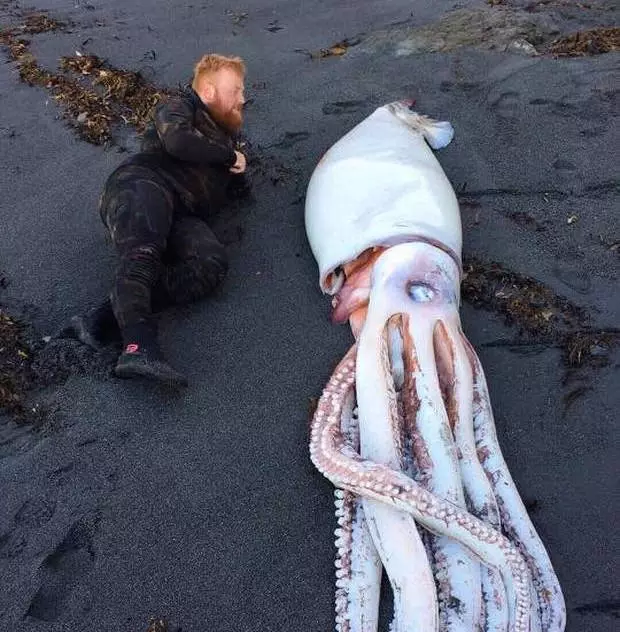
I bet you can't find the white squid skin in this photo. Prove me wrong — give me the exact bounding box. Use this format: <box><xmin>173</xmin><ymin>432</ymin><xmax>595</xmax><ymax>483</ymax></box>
<box><xmin>304</xmin><ymin>101</ymin><xmax>566</xmax><ymax>631</ymax></box>
<box><xmin>356</xmin><ymin>286</ymin><xmax>439</xmax><ymax>632</ymax></box>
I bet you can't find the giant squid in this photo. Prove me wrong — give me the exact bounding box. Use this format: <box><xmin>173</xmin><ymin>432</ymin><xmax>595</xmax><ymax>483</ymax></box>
<box><xmin>303</xmin><ymin>101</ymin><xmax>566</xmax><ymax>632</ymax></box>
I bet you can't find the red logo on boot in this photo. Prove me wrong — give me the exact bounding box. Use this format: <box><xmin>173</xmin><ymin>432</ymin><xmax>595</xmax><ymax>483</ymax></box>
<box><xmin>125</xmin><ymin>343</ymin><xmax>139</xmax><ymax>353</ymax></box>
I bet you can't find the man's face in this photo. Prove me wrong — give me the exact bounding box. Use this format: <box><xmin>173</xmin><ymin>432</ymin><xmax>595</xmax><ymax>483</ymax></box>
<box><xmin>200</xmin><ymin>67</ymin><xmax>245</xmax><ymax>134</ymax></box>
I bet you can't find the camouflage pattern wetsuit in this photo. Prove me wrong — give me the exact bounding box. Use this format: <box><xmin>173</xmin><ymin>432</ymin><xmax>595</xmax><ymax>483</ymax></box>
<box><xmin>98</xmin><ymin>86</ymin><xmax>245</xmax><ymax>339</ymax></box>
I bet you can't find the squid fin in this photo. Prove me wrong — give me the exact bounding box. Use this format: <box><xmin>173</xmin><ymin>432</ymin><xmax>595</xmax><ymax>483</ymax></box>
<box><xmin>392</xmin><ymin>103</ymin><xmax>455</xmax><ymax>149</ymax></box>
<box><xmin>410</xmin><ymin>112</ymin><xmax>455</xmax><ymax>150</ymax></box>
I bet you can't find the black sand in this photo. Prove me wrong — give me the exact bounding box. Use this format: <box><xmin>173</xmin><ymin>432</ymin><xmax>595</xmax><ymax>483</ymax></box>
<box><xmin>1</xmin><ymin>1</ymin><xmax>618</xmax><ymax>630</ymax></box>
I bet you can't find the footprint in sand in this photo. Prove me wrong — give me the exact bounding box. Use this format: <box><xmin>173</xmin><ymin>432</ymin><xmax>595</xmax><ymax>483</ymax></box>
<box><xmin>26</xmin><ymin>515</ymin><xmax>99</xmax><ymax>622</ymax></box>
<box><xmin>271</xmin><ymin>131</ymin><xmax>311</xmax><ymax>149</ymax></box>
<box><xmin>15</xmin><ymin>498</ymin><xmax>56</xmax><ymax>528</ymax></box>
<box><xmin>322</xmin><ymin>100</ymin><xmax>368</xmax><ymax>115</ymax></box>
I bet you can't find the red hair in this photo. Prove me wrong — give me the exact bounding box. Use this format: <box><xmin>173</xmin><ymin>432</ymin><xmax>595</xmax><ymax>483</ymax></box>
<box><xmin>191</xmin><ymin>54</ymin><xmax>246</xmax><ymax>91</ymax></box>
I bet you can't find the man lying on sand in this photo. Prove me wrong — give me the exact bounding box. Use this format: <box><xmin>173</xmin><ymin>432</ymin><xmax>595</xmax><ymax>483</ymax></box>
<box><xmin>62</xmin><ymin>53</ymin><xmax>250</xmax><ymax>387</ymax></box>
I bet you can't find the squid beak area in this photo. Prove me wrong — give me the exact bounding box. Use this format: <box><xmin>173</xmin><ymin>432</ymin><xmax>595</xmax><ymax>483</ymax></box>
<box><xmin>330</xmin><ymin>248</ymin><xmax>388</xmax><ymax>325</ymax></box>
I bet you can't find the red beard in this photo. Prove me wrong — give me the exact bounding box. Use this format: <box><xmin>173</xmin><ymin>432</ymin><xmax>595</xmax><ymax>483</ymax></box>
<box><xmin>208</xmin><ymin>99</ymin><xmax>243</xmax><ymax>135</ymax></box>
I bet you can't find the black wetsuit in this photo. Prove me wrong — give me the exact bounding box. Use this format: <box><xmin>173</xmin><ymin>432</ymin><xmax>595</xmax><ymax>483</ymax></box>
<box><xmin>98</xmin><ymin>86</ymin><xmax>247</xmax><ymax>341</ymax></box>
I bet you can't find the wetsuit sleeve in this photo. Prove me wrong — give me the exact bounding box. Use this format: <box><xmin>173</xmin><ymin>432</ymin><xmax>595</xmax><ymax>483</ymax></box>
<box><xmin>154</xmin><ymin>96</ymin><xmax>237</xmax><ymax>167</ymax></box>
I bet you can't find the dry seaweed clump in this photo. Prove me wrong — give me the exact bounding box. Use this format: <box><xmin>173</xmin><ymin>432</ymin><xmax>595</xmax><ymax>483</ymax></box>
<box><xmin>0</xmin><ymin>309</ymin><xmax>33</xmax><ymax>418</ymax></box>
<box><xmin>461</xmin><ymin>256</ymin><xmax>619</xmax><ymax>368</ymax></box>
<box><xmin>0</xmin><ymin>302</ymin><xmax>118</xmax><ymax>422</ymax></box>
<box><xmin>462</xmin><ymin>256</ymin><xmax>586</xmax><ymax>336</ymax></box>
<box><xmin>546</xmin><ymin>26</ymin><xmax>620</xmax><ymax>56</ymax></box>
<box><xmin>563</xmin><ymin>329</ymin><xmax>618</xmax><ymax>368</ymax></box>
<box><xmin>146</xmin><ymin>617</ymin><xmax>177</xmax><ymax>632</ymax></box>
<box><xmin>0</xmin><ymin>12</ymin><xmax>171</xmax><ymax>144</ymax></box>
<box><xmin>19</xmin><ymin>12</ymin><xmax>66</xmax><ymax>34</ymax></box>
<box><xmin>0</xmin><ymin>11</ymin><xmax>65</xmax><ymax>58</ymax></box>
<box><xmin>60</xmin><ymin>54</ymin><xmax>171</xmax><ymax>133</ymax></box>
<box><xmin>0</xmin><ymin>30</ymin><xmax>114</xmax><ymax>143</ymax></box>
<box><xmin>295</xmin><ymin>36</ymin><xmax>362</xmax><ymax>59</ymax></box>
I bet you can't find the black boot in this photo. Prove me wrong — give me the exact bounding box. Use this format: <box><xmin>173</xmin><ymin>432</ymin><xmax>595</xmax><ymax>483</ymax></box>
<box><xmin>58</xmin><ymin>298</ymin><xmax>120</xmax><ymax>349</ymax></box>
<box><xmin>114</xmin><ymin>322</ymin><xmax>188</xmax><ymax>387</ymax></box>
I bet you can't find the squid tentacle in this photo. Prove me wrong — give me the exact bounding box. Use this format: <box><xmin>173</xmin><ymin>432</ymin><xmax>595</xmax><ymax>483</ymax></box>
<box><xmin>462</xmin><ymin>336</ymin><xmax>567</xmax><ymax>632</ymax></box>
<box><xmin>401</xmin><ymin>318</ymin><xmax>482</xmax><ymax>631</ymax></box>
<box><xmin>359</xmin><ymin>242</ymin><xmax>486</xmax><ymax>630</ymax></box>
<box><xmin>333</xmin><ymin>488</ymin><xmax>382</xmax><ymax>632</ymax></box>
<box><xmin>334</xmin><ymin>394</ymin><xmax>382</xmax><ymax>632</ymax></box>
<box><xmin>436</xmin><ymin>322</ymin><xmax>508</xmax><ymax>632</ymax></box>
<box><xmin>357</xmin><ymin>308</ymin><xmax>439</xmax><ymax>631</ymax></box>
<box><xmin>310</xmin><ymin>346</ymin><xmax>533</xmax><ymax>632</ymax></box>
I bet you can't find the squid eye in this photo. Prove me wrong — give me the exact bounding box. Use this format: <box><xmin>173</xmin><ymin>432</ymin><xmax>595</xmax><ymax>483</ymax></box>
<box><xmin>407</xmin><ymin>283</ymin><xmax>434</xmax><ymax>302</ymax></box>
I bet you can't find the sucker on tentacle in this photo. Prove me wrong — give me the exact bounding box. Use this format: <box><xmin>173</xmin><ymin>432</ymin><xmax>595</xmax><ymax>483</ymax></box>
<box><xmin>434</xmin><ymin>322</ymin><xmax>508</xmax><ymax>632</ymax></box>
<box><xmin>303</xmin><ymin>101</ymin><xmax>565</xmax><ymax>631</ymax></box>
<box><xmin>462</xmin><ymin>337</ymin><xmax>566</xmax><ymax>632</ymax></box>
<box><xmin>334</xmin><ymin>396</ymin><xmax>382</xmax><ymax>632</ymax></box>
<box><xmin>309</xmin><ymin>346</ymin><xmax>533</xmax><ymax>632</ymax></box>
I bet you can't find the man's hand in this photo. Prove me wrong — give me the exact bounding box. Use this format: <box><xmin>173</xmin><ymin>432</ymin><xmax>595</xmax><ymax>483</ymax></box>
<box><xmin>230</xmin><ymin>151</ymin><xmax>246</xmax><ymax>174</ymax></box>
